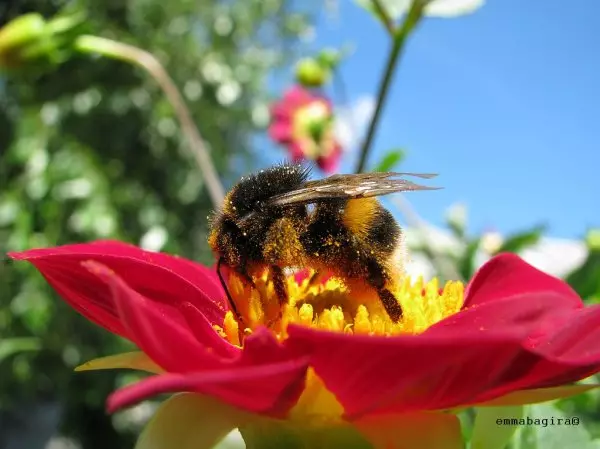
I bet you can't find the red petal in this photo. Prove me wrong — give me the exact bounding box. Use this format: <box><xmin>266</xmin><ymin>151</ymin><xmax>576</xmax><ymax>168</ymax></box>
<box><xmin>430</xmin><ymin>254</ymin><xmax>583</xmax><ymax>335</ymax></box>
<box><xmin>90</xmin><ymin>263</ymin><xmax>312</xmax><ymax>415</ymax></box>
<box><xmin>428</xmin><ymin>292</ymin><xmax>578</xmax><ymax>335</ymax></box>
<box><xmin>294</xmin><ymin>269</ymin><xmax>333</xmax><ymax>285</ymax></box>
<box><xmin>282</xmin><ymin>86</ymin><xmax>314</xmax><ymax>107</ymax></box>
<box><xmin>286</xmin><ymin>325</ymin><xmax>529</xmax><ymax>419</ymax></box>
<box><xmin>268</xmin><ymin>122</ymin><xmax>293</xmax><ymax>143</ymax></box>
<box><xmin>84</xmin><ymin>261</ymin><xmax>235</xmax><ymax>372</ymax></box>
<box><xmin>8</xmin><ymin>254</ymin><xmax>131</xmax><ymax>340</ymax></box>
<box><xmin>294</xmin><ymin>269</ymin><xmax>312</xmax><ymax>284</ymax></box>
<box><xmin>464</xmin><ymin>253</ymin><xmax>582</xmax><ymax>310</ymax></box>
<box><xmin>269</xmin><ymin>86</ymin><xmax>311</xmax><ymax>120</ymax></box>
<box><xmin>289</xmin><ymin>142</ymin><xmax>308</xmax><ymax>160</ymax></box>
<box><xmin>470</xmin><ymin>304</ymin><xmax>600</xmax><ymax>403</ymax></box>
<box><xmin>107</xmin><ymin>326</ymin><xmax>311</xmax><ymax>416</ymax></box>
<box><xmin>180</xmin><ymin>302</ymin><xmax>239</xmax><ymax>358</ymax></box>
<box><xmin>270</xmin><ymin>103</ymin><xmax>293</xmax><ymax>120</ymax></box>
<box><xmin>107</xmin><ymin>354</ymin><xmax>310</xmax><ymax>417</ymax></box>
<box><xmin>529</xmin><ymin>304</ymin><xmax>600</xmax><ymax>364</ymax></box>
<box><xmin>317</xmin><ymin>149</ymin><xmax>341</xmax><ymax>173</ymax></box>
<box><xmin>8</xmin><ymin>240</ymin><xmax>226</xmax><ymax>326</ymax></box>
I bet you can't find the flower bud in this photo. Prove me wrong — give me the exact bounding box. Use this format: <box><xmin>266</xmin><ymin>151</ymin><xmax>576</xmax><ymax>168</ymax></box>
<box><xmin>586</xmin><ymin>229</ymin><xmax>600</xmax><ymax>251</ymax></box>
<box><xmin>317</xmin><ymin>47</ymin><xmax>342</xmax><ymax>70</ymax></box>
<box><xmin>294</xmin><ymin>57</ymin><xmax>330</xmax><ymax>88</ymax></box>
<box><xmin>0</xmin><ymin>12</ymin><xmax>84</xmax><ymax>71</ymax></box>
<box><xmin>0</xmin><ymin>13</ymin><xmax>46</xmax><ymax>68</ymax></box>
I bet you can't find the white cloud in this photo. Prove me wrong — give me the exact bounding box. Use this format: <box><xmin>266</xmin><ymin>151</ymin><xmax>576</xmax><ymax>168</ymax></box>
<box><xmin>334</xmin><ymin>95</ymin><xmax>376</xmax><ymax>151</ymax></box>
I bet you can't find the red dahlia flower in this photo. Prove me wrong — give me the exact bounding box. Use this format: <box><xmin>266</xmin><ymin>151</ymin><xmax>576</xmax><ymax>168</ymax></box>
<box><xmin>8</xmin><ymin>240</ymin><xmax>600</xmax><ymax>449</ymax></box>
<box><xmin>268</xmin><ymin>85</ymin><xmax>342</xmax><ymax>173</ymax></box>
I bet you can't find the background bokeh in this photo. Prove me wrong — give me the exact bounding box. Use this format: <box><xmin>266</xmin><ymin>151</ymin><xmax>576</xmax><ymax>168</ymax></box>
<box><xmin>1</xmin><ymin>1</ymin><xmax>599</xmax><ymax>448</ymax></box>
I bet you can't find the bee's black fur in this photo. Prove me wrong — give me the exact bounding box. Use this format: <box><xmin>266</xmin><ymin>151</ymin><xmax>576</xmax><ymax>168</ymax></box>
<box><xmin>300</xmin><ymin>198</ymin><xmax>403</xmax><ymax>321</ymax></box>
<box><xmin>227</xmin><ymin>163</ymin><xmax>311</xmax><ymax>218</ymax></box>
<box><xmin>366</xmin><ymin>207</ymin><xmax>399</xmax><ymax>252</ymax></box>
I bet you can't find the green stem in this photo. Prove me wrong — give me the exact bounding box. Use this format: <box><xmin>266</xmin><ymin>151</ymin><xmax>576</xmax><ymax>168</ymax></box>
<box><xmin>73</xmin><ymin>35</ymin><xmax>225</xmax><ymax>208</ymax></box>
<box><xmin>371</xmin><ymin>0</ymin><xmax>395</xmax><ymax>36</ymax></box>
<box><xmin>354</xmin><ymin>0</ymin><xmax>426</xmax><ymax>173</ymax></box>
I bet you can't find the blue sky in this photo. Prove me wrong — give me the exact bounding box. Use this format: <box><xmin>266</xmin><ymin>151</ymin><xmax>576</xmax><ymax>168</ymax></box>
<box><xmin>265</xmin><ymin>0</ymin><xmax>598</xmax><ymax>240</ymax></box>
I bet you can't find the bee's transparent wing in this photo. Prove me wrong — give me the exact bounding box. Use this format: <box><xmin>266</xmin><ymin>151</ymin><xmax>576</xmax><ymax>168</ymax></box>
<box><xmin>266</xmin><ymin>172</ymin><xmax>441</xmax><ymax>207</ymax></box>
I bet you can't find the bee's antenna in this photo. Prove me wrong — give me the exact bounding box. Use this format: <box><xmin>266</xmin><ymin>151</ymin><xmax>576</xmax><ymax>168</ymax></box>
<box><xmin>216</xmin><ymin>257</ymin><xmax>244</xmax><ymax>328</ymax></box>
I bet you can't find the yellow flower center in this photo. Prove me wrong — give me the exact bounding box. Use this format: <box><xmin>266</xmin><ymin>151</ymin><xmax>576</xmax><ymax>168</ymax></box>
<box><xmin>214</xmin><ymin>270</ymin><xmax>464</xmax><ymax>347</ymax></box>
<box><xmin>291</xmin><ymin>101</ymin><xmax>337</xmax><ymax>159</ymax></box>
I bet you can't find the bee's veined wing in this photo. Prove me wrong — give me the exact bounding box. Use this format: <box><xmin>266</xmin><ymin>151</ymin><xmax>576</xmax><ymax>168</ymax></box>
<box><xmin>266</xmin><ymin>172</ymin><xmax>441</xmax><ymax>207</ymax></box>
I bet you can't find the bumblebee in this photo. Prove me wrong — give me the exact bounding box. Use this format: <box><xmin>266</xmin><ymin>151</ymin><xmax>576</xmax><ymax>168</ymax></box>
<box><xmin>208</xmin><ymin>162</ymin><xmax>439</xmax><ymax>324</ymax></box>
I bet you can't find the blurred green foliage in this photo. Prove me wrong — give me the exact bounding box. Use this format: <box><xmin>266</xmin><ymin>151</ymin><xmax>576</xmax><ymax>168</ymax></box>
<box><xmin>372</xmin><ymin>148</ymin><xmax>405</xmax><ymax>173</ymax></box>
<box><xmin>0</xmin><ymin>0</ymin><xmax>314</xmax><ymax>447</ymax></box>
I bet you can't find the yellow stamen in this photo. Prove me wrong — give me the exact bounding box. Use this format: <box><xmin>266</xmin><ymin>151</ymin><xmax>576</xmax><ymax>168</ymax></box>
<box><xmin>221</xmin><ymin>269</ymin><xmax>465</xmax><ymax>347</ymax></box>
<box><xmin>291</xmin><ymin>100</ymin><xmax>337</xmax><ymax>159</ymax></box>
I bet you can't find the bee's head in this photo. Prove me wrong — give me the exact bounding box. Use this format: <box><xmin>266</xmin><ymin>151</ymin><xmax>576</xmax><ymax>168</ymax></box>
<box><xmin>208</xmin><ymin>163</ymin><xmax>311</xmax><ymax>264</ymax></box>
<box><xmin>207</xmin><ymin>193</ymin><xmax>266</xmax><ymax>266</ymax></box>
<box><xmin>207</xmin><ymin>208</ymin><xmax>243</xmax><ymax>266</ymax></box>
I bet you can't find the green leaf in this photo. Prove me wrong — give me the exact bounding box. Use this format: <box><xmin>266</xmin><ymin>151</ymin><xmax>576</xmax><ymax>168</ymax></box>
<box><xmin>354</xmin><ymin>0</ymin><xmax>411</xmax><ymax>21</ymax></box>
<box><xmin>135</xmin><ymin>394</ymin><xmax>243</xmax><ymax>449</ymax></box>
<box><xmin>372</xmin><ymin>148</ymin><xmax>405</xmax><ymax>172</ymax></box>
<box><xmin>565</xmin><ymin>249</ymin><xmax>600</xmax><ymax>301</ymax></box>
<box><xmin>471</xmin><ymin>405</ymin><xmax>524</xmax><ymax>449</ymax></box>
<box><xmin>514</xmin><ymin>403</ymin><xmax>596</xmax><ymax>449</ymax></box>
<box><xmin>0</xmin><ymin>337</ymin><xmax>40</xmax><ymax>363</ymax></box>
<box><xmin>493</xmin><ymin>225</ymin><xmax>545</xmax><ymax>255</ymax></box>
<box><xmin>458</xmin><ymin>238</ymin><xmax>480</xmax><ymax>281</ymax></box>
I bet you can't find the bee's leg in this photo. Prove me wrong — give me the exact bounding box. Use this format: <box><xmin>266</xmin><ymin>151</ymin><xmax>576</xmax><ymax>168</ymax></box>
<box><xmin>302</xmin><ymin>270</ymin><xmax>323</xmax><ymax>293</ymax></box>
<box><xmin>270</xmin><ymin>265</ymin><xmax>288</xmax><ymax>307</ymax></box>
<box><xmin>235</xmin><ymin>264</ymin><xmax>257</xmax><ymax>290</ymax></box>
<box><xmin>365</xmin><ymin>260</ymin><xmax>403</xmax><ymax>322</ymax></box>
<box><xmin>308</xmin><ymin>270</ymin><xmax>322</xmax><ymax>286</ymax></box>
<box><xmin>262</xmin><ymin>265</ymin><xmax>288</xmax><ymax>329</ymax></box>
<box><xmin>216</xmin><ymin>258</ymin><xmax>244</xmax><ymax>327</ymax></box>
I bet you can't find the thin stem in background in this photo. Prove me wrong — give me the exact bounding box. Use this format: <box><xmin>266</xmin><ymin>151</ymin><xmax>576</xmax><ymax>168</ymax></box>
<box><xmin>354</xmin><ymin>0</ymin><xmax>426</xmax><ymax>174</ymax></box>
<box><xmin>371</xmin><ymin>0</ymin><xmax>396</xmax><ymax>36</ymax></box>
<box><xmin>74</xmin><ymin>35</ymin><xmax>225</xmax><ymax>208</ymax></box>
<box><xmin>348</xmin><ymin>0</ymin><xmax>455</xmax><ymax>279</ymax></box>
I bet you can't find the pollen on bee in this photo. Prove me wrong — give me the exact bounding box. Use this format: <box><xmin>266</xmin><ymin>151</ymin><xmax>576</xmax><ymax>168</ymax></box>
<box><xmin>220</xmin><ymin>268</ymin><xmax>465</xmax><ymax>346</ymax></box>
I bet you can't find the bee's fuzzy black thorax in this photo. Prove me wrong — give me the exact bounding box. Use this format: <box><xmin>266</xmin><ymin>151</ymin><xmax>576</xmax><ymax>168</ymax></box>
<box><xmin>225</xmin><ymin>162</ymin><xmax>311</xmax><ymax>218</ymax></box>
